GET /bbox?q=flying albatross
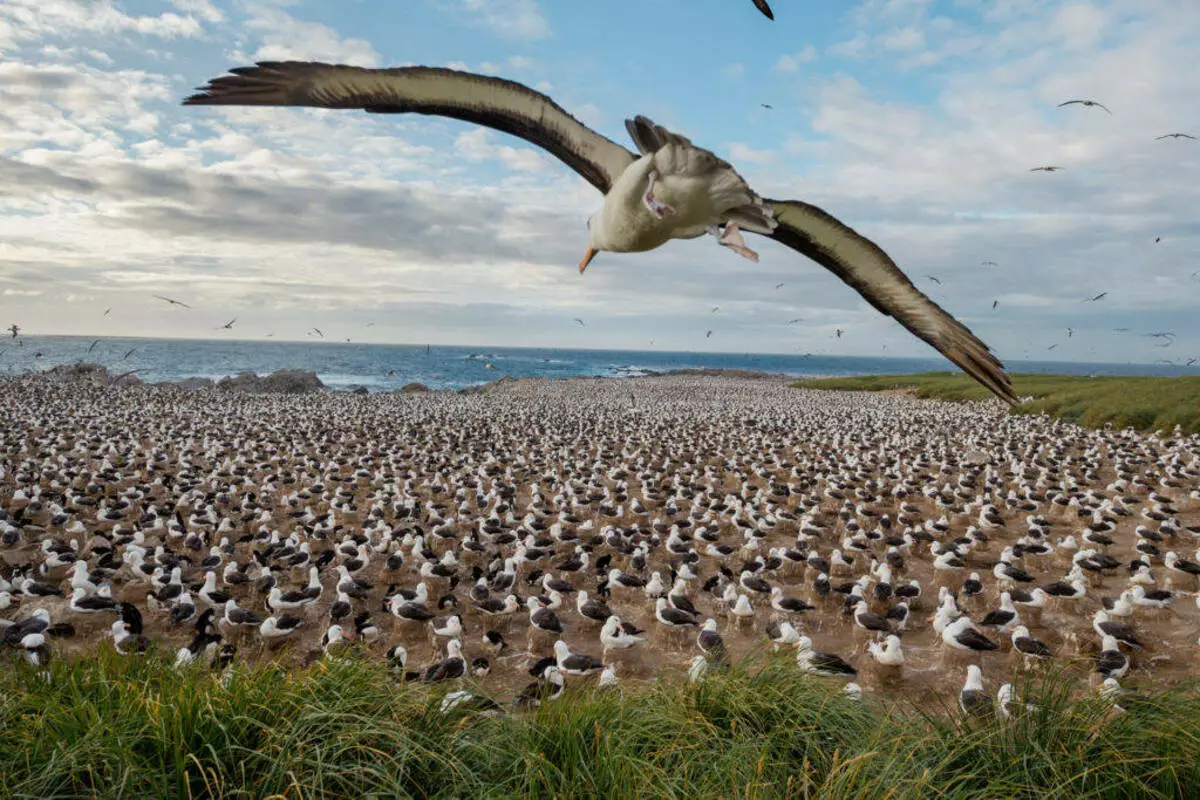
[183,61,1016,404]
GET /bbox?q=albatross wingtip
[752,0,775,19]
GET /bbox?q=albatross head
[579,212,607,273]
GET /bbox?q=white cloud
[457,0,550,41]
[728,143,773,164]
[453,128,549,173]
[880,26,924,52]
[170,0,225,24]
[828,32,870,59]
[244,4,381,66]
[773,45,818,73]
[0,0,205,53]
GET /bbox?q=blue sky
[1,0,1198,366]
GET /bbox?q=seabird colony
[2,373,1199,710]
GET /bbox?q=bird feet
[642,170,676,219]
[709,222,760,263]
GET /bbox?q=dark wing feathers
[761,200,1017,406]
[752,0,775,19]
[184,61,636,194]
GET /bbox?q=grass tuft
[2,653,1198,798]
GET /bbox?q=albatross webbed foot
[712,222,760,263]
[642,170,676,219]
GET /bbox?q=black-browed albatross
[184,61,1015,403]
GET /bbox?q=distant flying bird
[981,260,999,267]
[7,324,18,338]
[311,328,324,338]
[1145,331,1176,340]
[706,330,713,338]
[751,0,774,19]
[1047,344,1057,351]
[183,60,1017,405]
[103,308,111,316]
[760,104,773,110]
[87,340,99,353]
[574,318,585,327]
[711,306,719,313]
[774,282,785,289]
[1058,99,1111,114]
[992,300,999,310]
[1083,292,1107,302]
[1067,328,1074,338]
[835,328,844,339]
[219,318,237,330]
[153,294,191,308]
[1030,166,1063,172]
[366,322,376,327]
[1187,358,1197,366]
[1112,328,1130,333]
[122,348,136,360]
[1156,133,1195,140]
[787,318,804,324]
[925,275,942,285]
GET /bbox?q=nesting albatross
[184,61,1016,404]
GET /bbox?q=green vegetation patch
[2,652,1198,799]
[793,372,1200,434]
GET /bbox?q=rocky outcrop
[400,382,430,393]
[42,362,114,385]
[215,369,325,394]
[40,362,144,386]
[458,376,519,395]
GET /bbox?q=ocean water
[3,335,1194,392]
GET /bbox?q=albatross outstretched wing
[183,61,636,194]
[760,200,1017,405]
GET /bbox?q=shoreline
[10,362,814,394]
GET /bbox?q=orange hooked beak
[578,246,597,274]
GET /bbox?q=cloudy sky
[1,0,1197,364]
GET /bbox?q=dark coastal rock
[42,362,113,385]
[40,362,145,387]
[352,386,370,396]
[216,369,325,394]
[458,376,519,395]
[400,382,430,393]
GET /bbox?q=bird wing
[759,200,1016,405]
[184,61,636,194]
[751,0,775,19]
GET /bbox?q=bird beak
[578,247,597,274]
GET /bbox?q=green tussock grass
[792,372,1200,434]
[2,652,1198,799]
